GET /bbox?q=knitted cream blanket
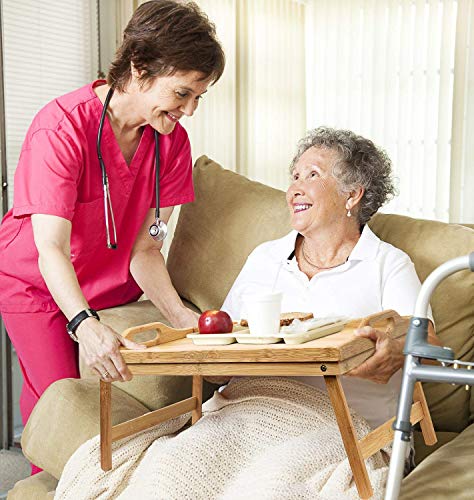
[55,377,389,499]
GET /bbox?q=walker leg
[385,355,418,500]
[191,375,203,424]
[386,431,410,500]
[100,380,112,471]
[325,375,373,499]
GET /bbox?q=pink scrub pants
[1,309,79,474]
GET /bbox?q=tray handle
[357,310,407,338]
[121,322,197,348]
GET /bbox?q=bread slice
[240,312,313,327]
[279,312,314,326]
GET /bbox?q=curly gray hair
[290,127,396,225]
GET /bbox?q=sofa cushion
[21,379,149,479]
[412,430,459,465]
[369,214,474,432]
[167,156,291,312]
[7,471,57,500]
[400,422,474,499]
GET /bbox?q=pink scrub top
[0,81,194,313]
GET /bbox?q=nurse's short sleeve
[157,125,194,208]
[12,129,81,220]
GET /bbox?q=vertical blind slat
[305,0,458,221]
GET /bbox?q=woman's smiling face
[286,146,348,235]
[133,70,211,134]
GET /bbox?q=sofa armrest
[413,429,459,465]
[21,379,149,480]
[401,422,474,499]
[7,471,57,500]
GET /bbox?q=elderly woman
[56,128,441,499]
[222,126,440,429]
[0,0,224,457]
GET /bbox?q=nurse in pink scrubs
[0,0,225,460]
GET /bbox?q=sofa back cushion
[167,156,292,312]
[369,214,474,432]
[168,156,474,432]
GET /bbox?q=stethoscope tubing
[97,87,166,249]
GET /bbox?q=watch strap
[66,309,100,342]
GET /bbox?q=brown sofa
[9,156,474,499]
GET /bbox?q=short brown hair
[108,0,225,92]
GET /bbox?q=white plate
[186,333,237,345]
[282,321,347,345]
[234,332,282,344]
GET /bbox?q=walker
[385,252,474,500]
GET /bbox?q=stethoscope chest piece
[149,219,168,241]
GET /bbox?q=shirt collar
[271,226,380,263]
[347,225,380,262]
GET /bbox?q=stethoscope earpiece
[149,219,168,241]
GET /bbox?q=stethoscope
[96,87,168,249]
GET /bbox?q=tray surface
[120,313,409,365]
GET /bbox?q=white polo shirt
[222,225,432,429]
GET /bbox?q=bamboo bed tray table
[100,310,437,499]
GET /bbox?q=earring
[346,209,351,217]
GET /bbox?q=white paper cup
[242,292,282,336]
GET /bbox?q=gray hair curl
[290,127,396,225]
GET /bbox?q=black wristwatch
[66,309,100,342]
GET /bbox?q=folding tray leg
[100,380,112,471]
[192,375,203,424]
[413,381,437,445]
[325,375,373,499]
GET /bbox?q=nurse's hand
[77,318,144,382]
[171,307,200,329]
[345,326,404,384]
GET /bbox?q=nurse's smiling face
[286,146,348,236]
[133,70,211,134]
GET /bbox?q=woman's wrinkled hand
[77,317,144,382]
[346,326,404,384]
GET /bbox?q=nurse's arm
[31,213,142,383]
[31,213,91,320]
[130,207,199,329]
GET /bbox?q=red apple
[198,310,233,334]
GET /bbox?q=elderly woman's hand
[346,326,404,384]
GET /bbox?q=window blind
[182,0,306,191]
[306,0,458,222]
[2,0,95,209]
[180,0,237,175]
